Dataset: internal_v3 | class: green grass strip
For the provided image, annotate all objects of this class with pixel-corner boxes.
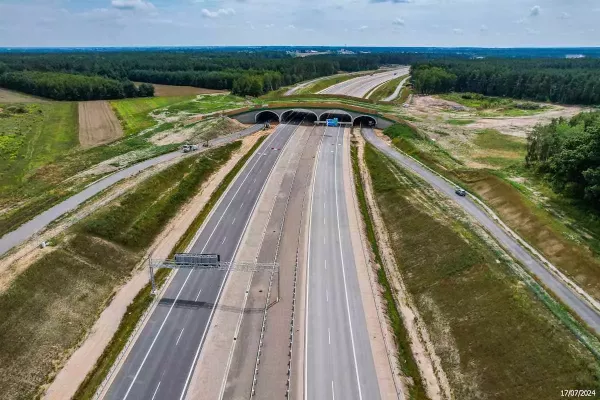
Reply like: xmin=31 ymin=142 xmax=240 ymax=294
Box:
xmin=171 ymin=135 xmax=267 ymax=256
xmin=350 ymin=139 xmax=429 ymax=400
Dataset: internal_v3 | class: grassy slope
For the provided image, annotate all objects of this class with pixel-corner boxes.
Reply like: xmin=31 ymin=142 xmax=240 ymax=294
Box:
xmin=163 ymin=94 xmax=250 ymax=116
xmin=369 ymin=75 xmax=408 ymax=102
xmin=439 ymin=92 xmax=549 ymax=117
xmin=110 ymin=96 xmax=194 ymax=135
xmin=385 ymin=122 xmax=600 ymax=304
xmin=0 ymin=143 xmax=240 ymax=400
xmin=364 ymin=143 xmax=600 ymax=399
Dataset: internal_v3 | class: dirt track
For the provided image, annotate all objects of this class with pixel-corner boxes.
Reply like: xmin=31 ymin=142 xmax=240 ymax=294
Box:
xmin=78 ymin=101 xmax=123 ymax=148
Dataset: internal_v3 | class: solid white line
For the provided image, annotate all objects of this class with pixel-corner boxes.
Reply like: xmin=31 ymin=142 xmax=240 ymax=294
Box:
xmin=332 ymin=380 xmax=335 ymax=400
xmin=195 ymin=289 xmax=202 ymax=302
xmin=176 ymin=328 xmax=185 ymax=346
xmin=333 ymin=125 xmax=363 ymax=400
xmin=151 ymin=382 xmax=161 ymax=400
xmin=180 ymin=123 xmax=297 ymax=400
xmin=304 ymin=126 xmax=325 ymax=400
xmin=122 ymin=122 xmax=285 ymax=400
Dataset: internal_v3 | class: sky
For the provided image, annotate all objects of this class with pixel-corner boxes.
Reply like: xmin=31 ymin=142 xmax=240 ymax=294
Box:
xmin=0 ymin=0 xmax=599 ymax=48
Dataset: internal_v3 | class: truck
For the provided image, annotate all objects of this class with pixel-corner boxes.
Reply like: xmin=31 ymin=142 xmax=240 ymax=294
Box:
xmin=182 ymin=144 xmax=199 ymax=153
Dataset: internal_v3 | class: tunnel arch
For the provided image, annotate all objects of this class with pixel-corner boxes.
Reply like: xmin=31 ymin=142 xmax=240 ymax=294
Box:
xmin=353 ymin=115 xmax=377 ymax=127
xmin=318 ymin=110 xmax=353 ymax=123
xmin=281 ymin=109 xmax=319 ymax=123
xmin=255 ymin=110 xmax=280 ymax=124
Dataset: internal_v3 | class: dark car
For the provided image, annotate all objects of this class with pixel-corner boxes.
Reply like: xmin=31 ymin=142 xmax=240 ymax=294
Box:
xmin=455 ymin=188 xmax=467 ymax=197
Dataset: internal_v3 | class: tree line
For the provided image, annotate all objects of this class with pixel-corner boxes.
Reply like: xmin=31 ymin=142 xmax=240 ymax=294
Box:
xmin=0 ymin=71 xmax=154 ymax=101
xmin=411 ymin=59 xmax=600 ymax=105
xmin=526 ymin=111 xmax=600 ymax=208
xmin=0 ymin=51 xmax=383 ymax=97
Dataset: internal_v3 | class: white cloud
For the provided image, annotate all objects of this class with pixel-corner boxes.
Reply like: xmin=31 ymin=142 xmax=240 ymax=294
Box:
xmin=111 ymin=0 xmax=155 ymax=11
xmin=359 ymin=25 xmax=368 ymax=31
xmin=480 ymin=24 xmax=488 ymax=32
xmin=201 ymin=8 xmax=235 ymax=18
xmin=560 ymin=12 xmax=570 ymax=20
xmin=526 ymin=27 xmax=540 ymax=35
xmin=530 ymin=5 xmax=541 ymax=17
xmin=392 ymin=18 xmax=405 ymax=26
xmin=286 ymin=24 xmax=296 ymax=29
xmin=453 ymin=28 xmax=463 ymax=35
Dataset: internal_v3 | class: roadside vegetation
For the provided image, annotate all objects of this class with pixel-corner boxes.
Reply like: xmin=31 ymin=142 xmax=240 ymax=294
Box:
xmin=0 ymin=143 xmax=240 ymax=400
xmin=381 ymin=113 xmax=600 ymax=303
xmin=110 ymin=96 xmax=195 ymax=135
xmin=363 ymin=142 xmax=600 ymax=399
xmin=439 ymin=92 xmax=548 ymax=117
xmin=369 ymin=74 xmax=408 ymax=102
xmin=350 ymin=140 xmax=427 ymax=399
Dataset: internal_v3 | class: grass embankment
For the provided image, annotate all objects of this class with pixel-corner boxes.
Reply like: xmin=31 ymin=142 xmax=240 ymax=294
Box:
xmin=364 ymin=142 xmax=600 ymax=399
xmin=350 ymin=140 xmax=427 ymax=399
xmin=110 ymin=96 xmax=194 ymax=135
xmin=383 ymin=122 xmax=600 ymax=303
xmin=163 ymin=94 xmax=250 ymax=116
xmin=439 ymin=92 xmax=548 ymax=117
xmin=369 ymin=75 xmax=408 ymax=102
xmin=0 ymin=143 xmax=240 ymax=400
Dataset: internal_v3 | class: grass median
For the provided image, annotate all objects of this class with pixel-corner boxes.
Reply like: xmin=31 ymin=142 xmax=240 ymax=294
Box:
xmin=364 ymin=142 xmax=600 ymax=399
xmin=350 ymin=139 xmax=428 ymax=399
xmin=0 ymin=143 xmax=241 ymax=400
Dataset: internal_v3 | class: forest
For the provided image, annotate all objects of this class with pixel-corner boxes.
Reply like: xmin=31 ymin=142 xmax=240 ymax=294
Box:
xmin=0 ymin=51 xmax=382 ymax=99
xmin=526 ymin=111 xmax=600 ymax=208
xmin=411 ymin=59 xmax=600 ymax=105
xmin=0 ymin=71 xmax=154 ymax=101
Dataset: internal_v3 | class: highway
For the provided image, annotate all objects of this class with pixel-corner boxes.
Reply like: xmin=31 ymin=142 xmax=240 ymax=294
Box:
xmin=362 ymin=127 xmax=600 ymax=334
xmin=305 ymin=126 xmax=380 ymax=400
xmin=318 ymin=67 xmax=409 ymax=98
xmin=0 ymin=124 xmax=263 ymax=258
xmin=102 ymin=122 xmax=298 ymax=400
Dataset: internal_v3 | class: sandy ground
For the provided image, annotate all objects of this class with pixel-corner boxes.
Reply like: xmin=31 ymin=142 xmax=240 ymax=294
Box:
xmin=43 ymin=131 xmax=264 ymax=400
xmin=133 ymin=82 xmax=227 ymax=97
xmin=150 ymin=117 xmax=246 ymax=146
xmin=355 ymin=131 xmax=452 ymax=400
xmin=78 ymin=101 xmax=124 ymax=148
xmin=0 ymin=88 xmax=44 ymax=103
xmin=407 ymin=95 xmax=585 ymax=138
xmin=342 ymin=129 xmax=399 ymax=399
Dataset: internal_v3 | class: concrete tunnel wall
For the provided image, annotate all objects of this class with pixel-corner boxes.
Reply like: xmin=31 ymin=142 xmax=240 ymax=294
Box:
xmin=232 ymin=108 xmax=394 ymax=129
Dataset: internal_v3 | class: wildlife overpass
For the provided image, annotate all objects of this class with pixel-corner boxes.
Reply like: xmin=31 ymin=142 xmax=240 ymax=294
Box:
xmin=229 ymin=107 xmax=395 ymax=128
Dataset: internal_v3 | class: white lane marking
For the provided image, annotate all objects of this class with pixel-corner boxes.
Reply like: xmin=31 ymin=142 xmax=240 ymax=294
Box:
xmin=323 ymin=236 xmax=326 ymax=245
xmin=221 ymin=236 xmax=227 ymax=245
xmin=325 ymin=259 xmax=327 ymax=270
xmin=333 ymin=125 xmax=363 ymax=400
xmin=304 ymin=126 xmax=326 ymax=400
xmin=231 ymin=217 xmax=236 ymax=225
xmin=326 ymin=289 xmax=329 ymax=302
xmin=324 ymin=217 xmax=325 ymax=225
xmin=176 ymin=328 xmax=185 ymax=346
xmin=240 ymin=202 xmax=244 ymax=209
xmin=184 ymin=123 xmax=299 ymax=400
xmin=253 ymin=178 xmax=256 ymax=183
xmin=328 ymin=328 xmax=331 ymax=344
xmin=332 ymin=381 xmax=335 ymax=400
xmin=151 ymin=382 xmax=161 ymax=400
xmin=195 ymin=289 xmax=202 ymax=302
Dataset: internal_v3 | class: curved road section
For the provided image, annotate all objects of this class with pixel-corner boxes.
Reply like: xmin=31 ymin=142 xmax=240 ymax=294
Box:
xmin=319 ymin=67 xmax=409 ymax=98
xmin=102 ymin=122 xmax=298 ymax=400
xmin=305 ymin=126 xmax=380 ymax=400
xmin=0 ymin=125 xmax=262 ymax=258
xmin=362 ymin=128 xmax=600 ymax=334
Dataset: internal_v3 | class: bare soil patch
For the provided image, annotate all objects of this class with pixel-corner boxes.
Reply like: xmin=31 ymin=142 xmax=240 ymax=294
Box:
xmin=134 ymin=82 xmax=226 ymax=97
xmin=78 ymin=101 xmax=123 ymax=148
xmin=0 ymin=88 xmax=44 ymax=103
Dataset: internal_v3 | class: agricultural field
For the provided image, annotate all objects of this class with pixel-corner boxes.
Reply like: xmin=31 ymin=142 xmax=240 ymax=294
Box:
xmin=78 ymin=101 xmax=123 ymax=148
xmin=110 ymin=96 xmax=195 ymax=135
xmin=0 ymin=143 xmax=241 ymax=400
xmin=363 ymin=143 xmax=600 ymax=399
xmin=134 ymin=82 xmax=226 ymax=97
xmin=0 ymin=88 xmax=43 ymax=103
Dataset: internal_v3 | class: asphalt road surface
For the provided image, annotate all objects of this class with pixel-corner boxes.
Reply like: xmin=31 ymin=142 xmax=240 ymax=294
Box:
xmin=305 ymin=126 xmax=380 ymax=400
xmin=102 ymin=122 xmax=298 ymax=400
xmin=0 ymin=125 xmax=263 ymax=258
xmin=318 ymin=68 xmax=409 ymax=98
xmin=362 ymin=127 xmax=600 ymax=334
